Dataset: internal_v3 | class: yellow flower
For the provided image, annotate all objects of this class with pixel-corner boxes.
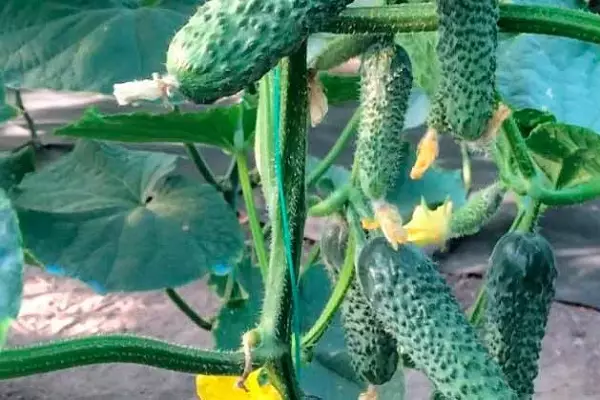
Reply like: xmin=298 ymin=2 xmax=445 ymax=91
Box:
xmin=403 ymin=198 xmax=453 ymax=247
xmin=362 ymin=200 xmax=408 ymax=250
xmin=196 ymin=368 xmax=281 ymax=400
xmin=410 ymin=128 xmax=439 ymax=180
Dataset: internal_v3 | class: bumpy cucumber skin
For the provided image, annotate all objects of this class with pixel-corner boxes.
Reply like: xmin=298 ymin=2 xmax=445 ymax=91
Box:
xmin=482 ymin=232 xmax=557 ymax=399
xmin=357 ymin=237 xmax=518 ymax=400
xmin=356 ymin=42 xmax=413 ymax=200
xmin=428 ymin=0 xmax=498 ymax=141
xmin=320 ymin=219 xmax=399 ymax=385
xmin=166 ymin=0 xmax=354 ymax=103
xmin=449 ymin=181 xmax=507 ymax=238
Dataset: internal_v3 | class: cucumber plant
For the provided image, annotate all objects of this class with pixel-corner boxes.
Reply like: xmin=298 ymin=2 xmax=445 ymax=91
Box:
xmin=0 ymin=1 xmax=600 ymax=400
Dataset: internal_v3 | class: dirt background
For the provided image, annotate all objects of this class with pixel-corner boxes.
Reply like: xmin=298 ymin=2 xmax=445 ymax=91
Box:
xmin=0 ymin=90 xmax=599 ymax=399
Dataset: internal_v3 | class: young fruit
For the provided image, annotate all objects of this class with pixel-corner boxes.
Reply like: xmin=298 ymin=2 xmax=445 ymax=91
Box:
xmin=449 ymin=181 xmax=507 ymax=239
xmin=166 ymin=0 xmax=355 ymax=103
xmin=482 ymin=231 xmax=557 ymax=399
xmin=428 ymin=0 xmax=499 ymax=142
xmin=356 ymin=237 xmax=518 ymax=400
xmin=319 ymin=218 xmax=399 ymax=386
xmin=356 ymin=41 xmax=413 ymax=201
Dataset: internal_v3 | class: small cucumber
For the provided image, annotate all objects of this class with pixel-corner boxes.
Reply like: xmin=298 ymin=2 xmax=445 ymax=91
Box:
xmin=320 ymin=218 xmax=399 ymax=385
xmin=482 ymin=231 xmax=557 ymax=399
xmin=356 ymin=41 xmax=413 ymax=201
xmin=166 ymin=0 xmax=355 ymax=103
xmin=428 ymin=0 xmax=499 ymax=142
xmin=357 ymin=237 xmax=518 ymax=400
xmin=449 ymin=181 xmax=507 ymax=239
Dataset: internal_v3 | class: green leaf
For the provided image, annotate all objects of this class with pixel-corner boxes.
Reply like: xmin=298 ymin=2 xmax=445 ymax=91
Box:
xmin=0 ymin=1 xmax=201 ymax=94
xmin=0 ymin=145 xmax=36 ymax=193
xmin=497 ymin=0 xmax=600 ymax=131
xmin=12 ymin=140 xmax=244 ymax=293
xmin=56 ymin=99 xmax=257 ymax=152
xmin=395 ymin=32 xmax=439 ymax=96
xmin=512 ymin=108 xmax=557 ymax=138
xmin=526 ymin=122 xmax=600 ymax=189
xmin=0 ymin=189 xmax=25 ymax=349
xmin=319 ymin=73 xmax=361 ymax=105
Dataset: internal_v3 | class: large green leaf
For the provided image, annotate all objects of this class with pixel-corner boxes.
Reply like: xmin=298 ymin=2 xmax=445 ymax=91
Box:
xmin=0 ymin=1 xmax=201 ymax=93
xmin=55 ymin=96 xmax=257 ymax=152
xmin=526 ymin=122 xmax=600 ymax=189
xmin=0 ymin=188 xmax=25 ymax=349
xmin=12 ymin=140 xmax=244 ymax=292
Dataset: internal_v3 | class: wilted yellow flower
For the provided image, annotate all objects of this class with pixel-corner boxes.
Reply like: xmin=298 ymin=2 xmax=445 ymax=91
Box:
xmin=403 ymin=198 xmax=453 ymax=247
xmin=307 ymin=70 xmax=329 ymax=127
xmin=410 ymin=128 xmax=439 ymax=180
xmin=196 ymin=368 xmax=281 ymax=400
xmin=362 ymin=201 xmax=408 ymax=250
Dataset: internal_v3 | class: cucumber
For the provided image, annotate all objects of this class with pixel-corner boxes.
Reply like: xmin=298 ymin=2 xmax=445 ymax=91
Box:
xmin=356 ymin=41 xmax=413 ymax=201
xmin=482 ymin=231 xmax=557 ymax=399
xmin=357 ymin=237 xmax=518 ymax=400
xmin=166 ymin=0 xmax=355 ymax=103
xmin=319 ymin=218 xmax=399 ymax=385
xmin=428 ymin=0 xmax=499 ymax=142
xmin=449 ymin=181 xmax=507 ymax=239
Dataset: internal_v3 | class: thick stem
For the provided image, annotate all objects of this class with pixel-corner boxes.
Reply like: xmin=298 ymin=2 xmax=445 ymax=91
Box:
xmin=184 ymin=143 xmax=222 ymax=190
xmin=325 ymin=4 xmax=600 ymax=46
xmin=259 ymin=44 xmax=309 ymax=399
xmin=236 ymin=152 xmax=270 ymax=279
xmin=165 ymin=289 xmax=213 ymax=331
xmin=307 ymin=184 xmax=351 ymax=217
xmin=533 ymin=179 xmax=600 ymax=206
xmin=0 ymin=334 xmax=277 ymax=380
xmin=306 ymin=107 xmax=360 ymax=187
xmin=500 ymin=114 xmax=537 ymax=180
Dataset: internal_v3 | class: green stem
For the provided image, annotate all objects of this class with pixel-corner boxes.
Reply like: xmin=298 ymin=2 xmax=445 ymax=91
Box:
xmin=301 ymin=227 xmax=356 ymax=351
xmin=165 ymin=289 xmax=213 ymax=331
xmin=223 ymin=157 xmax=240 ymax=209
xmin=325 ymin=4 xmax=600 ymax=45
xmin=236 ymin=152 xmax=270 ymax=279
xmin=515 ymin=196 xmax=542 ymax=233
xmin=306 ymin=107 xmax=361 ymax=187
xmin=184 ymin=143 xmax=221 ymax=190
xmin=532 ymin=179 xmax=600 ymax=206
xmin=0 ymin=334 xmax=278 ymax=380
xmin=259 ymin=45 xmax=309 ymax=399
xmin=307 ymin=184 xmax=351 ymax=217
xmin=467 ymin=285 xmax=488 ymax=328
xmin=501 ymin=114 xmax=537 ymax=179
xmin=14 ymin=90 xmax=39 ymax=146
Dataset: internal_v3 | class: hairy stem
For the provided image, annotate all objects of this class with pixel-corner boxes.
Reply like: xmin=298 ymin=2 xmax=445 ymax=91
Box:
xmin=500 ymin=114 xmax=537 ymax=179
xmin=259 ymin=44 xmax=309 ymax=399
xmin=165 ymin=289 xmax=213 ymax=331
xmin=306 ymin=107 xmax=361 ymax=187
xmin=533 ymin=179 xmax=600 ymax=206
xmin=325 ymin=4 xmax=600 ymax=46
xmin=184 ymin=143 xmax=221 ymax=190
xmin=307 ymin=184 xmax=351 ymax=217
xmin=236 ymin=151 xmax=270 ymax=279
xmin=0 ymin=334 xmax=278 ymax=380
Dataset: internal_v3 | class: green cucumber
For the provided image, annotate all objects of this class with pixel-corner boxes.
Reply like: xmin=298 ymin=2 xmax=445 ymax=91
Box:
xmin=482 ymin=231 xmax=557 ymax=399
xmin=356 ymin=41 xmax=413 ymax=201
xmin=428 ymin=0 xmax=499 ymax=142
xmin=357 ymin=237 xmax=518 ymax=400
xmin=166 ymin=0 xmax=355 ymax=103
xmin=320 ymin=218 xmax=399 ymax=385
xmin=449 ymin=181 xmax=507 ymax=239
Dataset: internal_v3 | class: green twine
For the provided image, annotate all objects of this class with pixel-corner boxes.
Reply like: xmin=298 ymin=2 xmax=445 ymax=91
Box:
xmin=272 ymin=65 xmax=302 ymax=380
